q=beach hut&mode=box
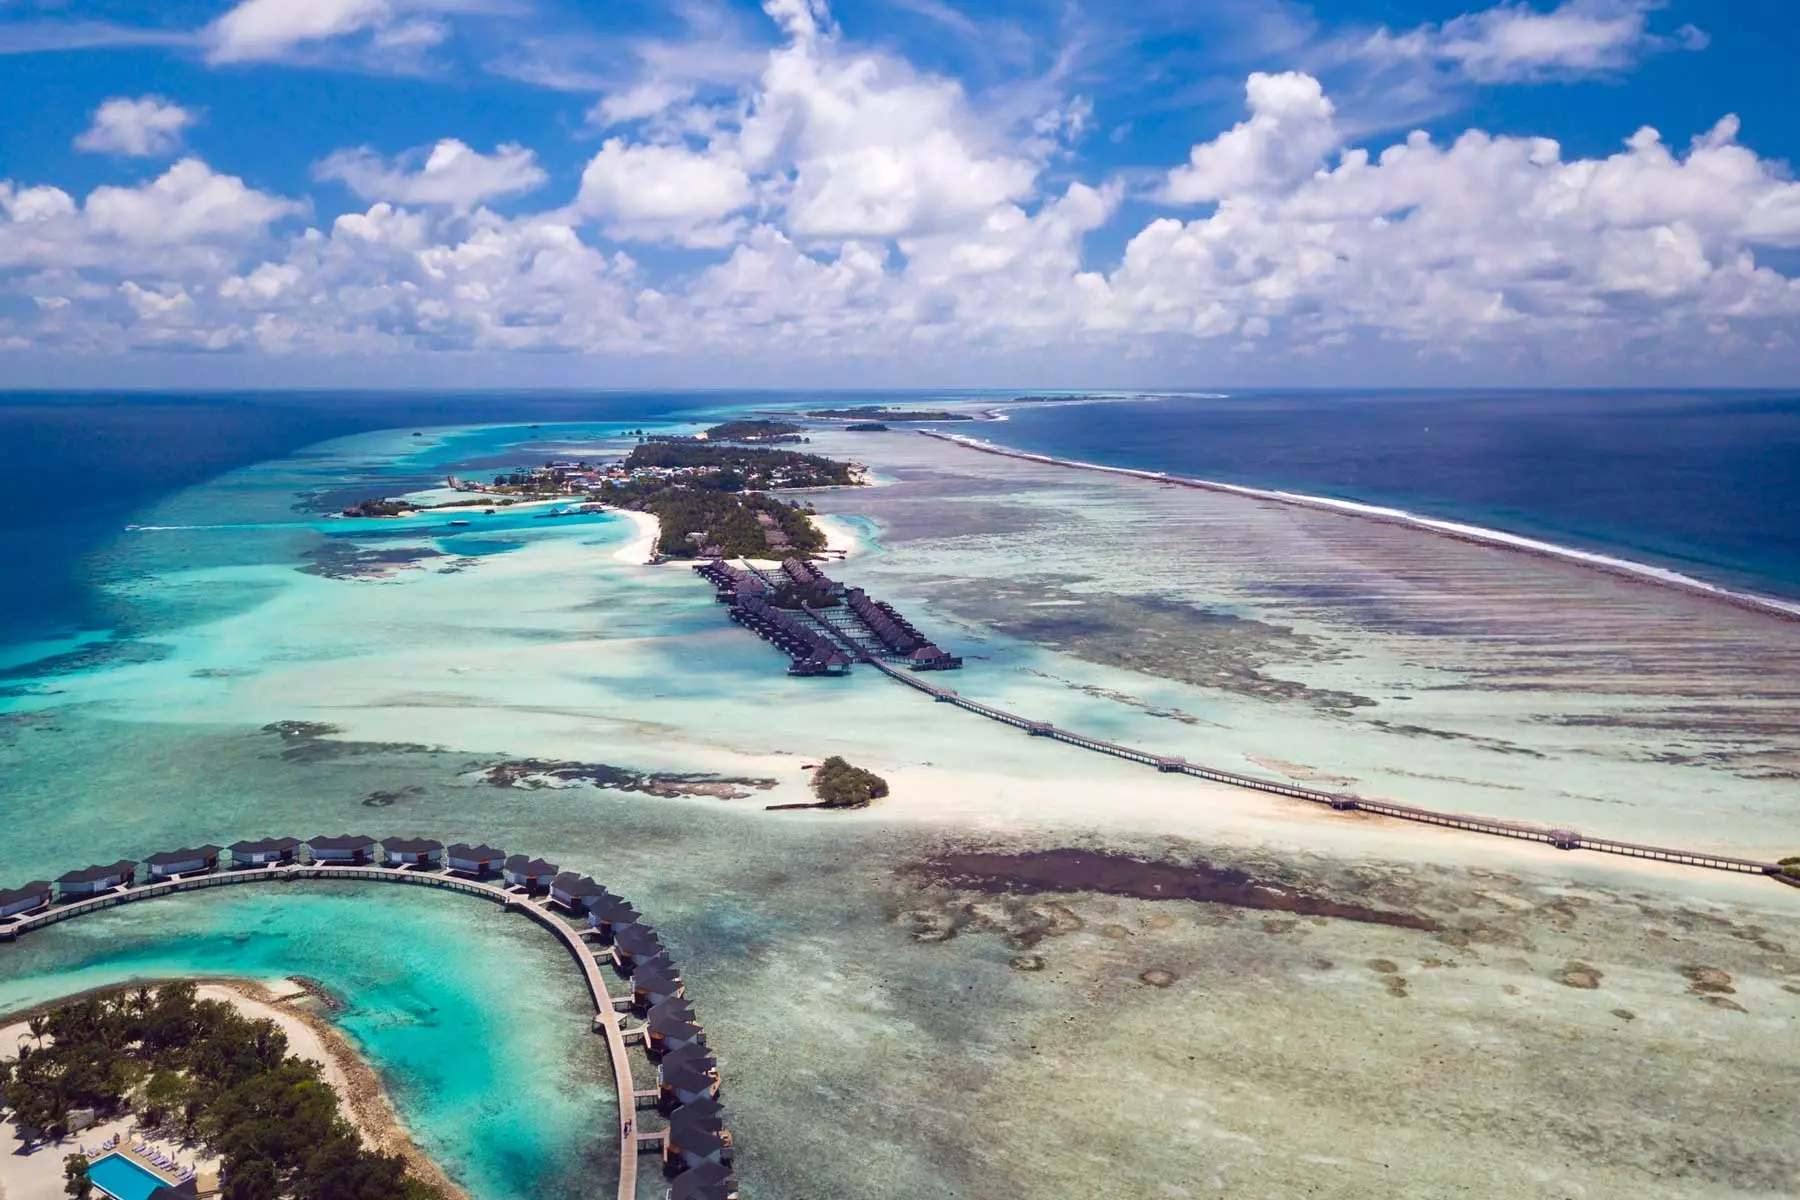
[503,855,560,892]
[645,997,705,1057]
[446,843,505,876]
[55,861,137,898]
[657,1044,719,1109]
[380,837,445,869]
[549,872,609,914]
[145,846,222,880]
[632,959,685,1011]
[229,837,300,868]
[0,881,52,920]
[614,924,666,971]
[667,1162,738,1200]
[308,835,376,865]
[587,894,641,941]
[664,1101,733,1173]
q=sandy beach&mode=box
[0,979,465,1200]
[609,509,660,564]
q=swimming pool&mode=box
[86,1152,170,1200]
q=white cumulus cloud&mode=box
[314,139,548,211]
[75,96,197,158]
[571,139,754,248]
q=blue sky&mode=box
[2,0,1798,388]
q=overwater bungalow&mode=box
[664,1101,734,1173]
[446,843,506,875]
[145,846,222,880]
[0,881,52,919]
[588,894,642,941]
[56,861,137,898]
[656,1044,719,1109]
[645,997,706,1056]
[308,835,376,865]
[380,837,445,869]
[549,872,609,913]
[632,960,686,1010]
[614,924,666,970]
[503,855,560,892]
[667,1162,739,1200]
[229,837,300,868]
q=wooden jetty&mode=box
[857,656,1787,882]
[0,846,741,1200]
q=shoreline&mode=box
[919,429,1800,624]
[0,977,467,1200]
[609,509,660,564]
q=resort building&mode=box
[632,959,686,1011]
[645,997,706,1056]
[667,1162,739,1200]
[55,861,137,897]
[228,837,299,867]
[145,846,222,880]
[614,923,666,971]
[380,837,445,869]
[0,881,52,919]
[657,1043,720,1109]
[446,843,506,875]
[549,872,609,913]
[307,835,376,864]
[503,855,560,892]
[664,1099,734,1173]
[588,894,642,941]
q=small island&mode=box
[703,419,806,443]
[812,756,890,808]
[2,982,442,1200]
[805,406,973,422]
[844,423,889,432]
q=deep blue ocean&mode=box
[985,390,1800,602]
[3,389,1798,654]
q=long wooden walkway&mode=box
[2,861,644,1200]
[856,656,1787,881]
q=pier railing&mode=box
[857,657,1786,880]
[0,854,728,1200]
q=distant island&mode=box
[806,406,974,422]
[844,423,889,432]
[703,419,806,443]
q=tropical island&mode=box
[702,419,805,443]
[1,982,442,1200]
[595,444,861,559]
[804,406,974,422]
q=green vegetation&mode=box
[811,756,889,809]
[844,422,889,432]
[806,406,972,422]
[341,498,416,518]
[623,442,857,489]
[704,419,805,442]
[1780,855,1800,879]
[0,984,439,1200]
[600,483,825,559]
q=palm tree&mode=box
[27,1016,47,1049]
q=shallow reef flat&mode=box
[811,426,1800,854]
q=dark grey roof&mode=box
[229,837,300,855]
[0,882,52,905]
[446,843,505,860]
[380,837,444,854]
[632,961,683,990]
[658,1042,716,1075]
[590,894,639,921]
[56,861,136,885]
[670,1096,726,1126]
[669,1163,736,1200]
[615,925,664,956]
[551,873,608,897]
[309,834,375,851]
[503,854,560,876]
[146,846,222,867]
[659,1061,718,1094]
